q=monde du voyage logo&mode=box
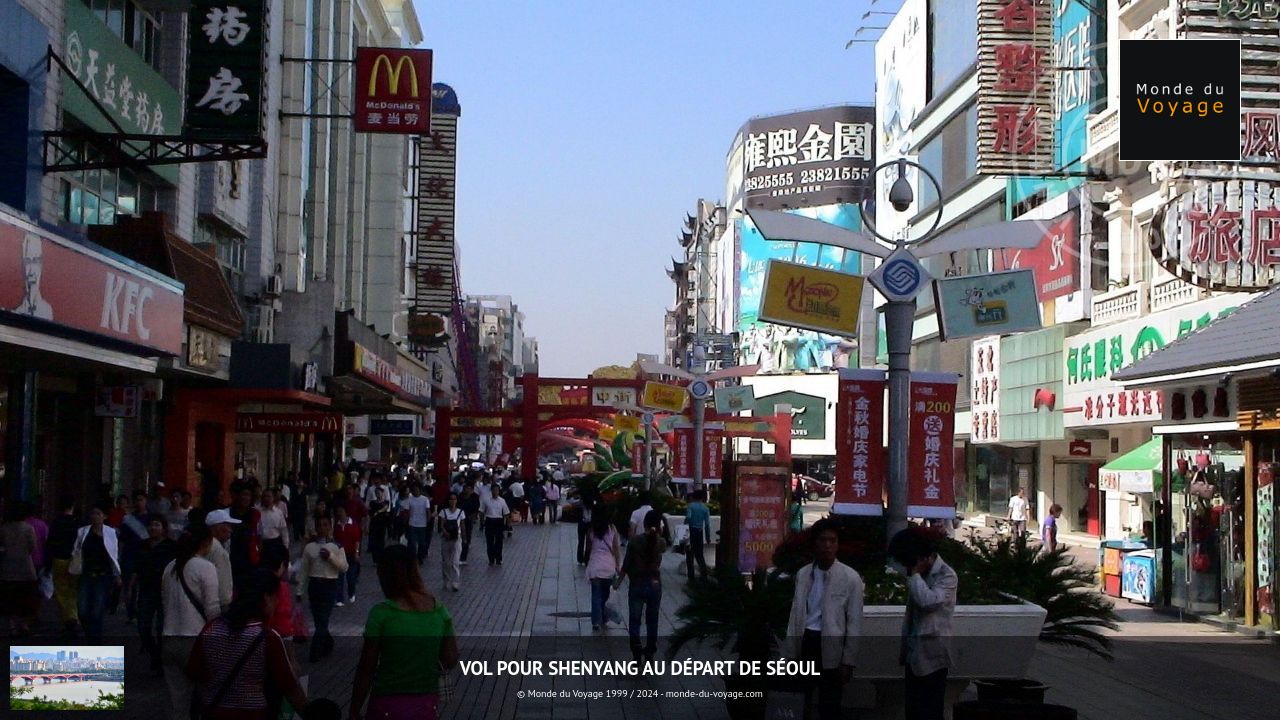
[355,47,433,134]
[1120,39,1241,161]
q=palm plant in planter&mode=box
[668,565,793,720]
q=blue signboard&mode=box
[1007,0,1104,212]
[370,418,415,436]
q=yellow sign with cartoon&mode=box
[758,260,865,336]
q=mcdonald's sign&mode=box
[354,47,433,134]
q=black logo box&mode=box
[1119,39,1241,162]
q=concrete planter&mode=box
[664,513,721,545]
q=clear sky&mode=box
[419,1,882,376]
[10,646,124,659]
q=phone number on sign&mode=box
[745,166,869,192]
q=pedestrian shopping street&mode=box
[49,519,1280,720]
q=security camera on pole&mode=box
[748,158,1049,543]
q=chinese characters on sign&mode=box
[834,370,886,516]
[185,1,265,135]
[742,106,876,212]
[414,90,457,315]
[1154,180,1280,292]
[906,375,959,519]
[1062,295,1242,427]
[977,0,1054,175]
[594,388,638,409]
[354,48,433,134]
[970,337,1001,444]
[1218,1,1280,21]
[736,466,789,572]
[993,211,1080,300]
[670,425,723,484]
[672,426,694,482]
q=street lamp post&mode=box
[748,158,1047,543]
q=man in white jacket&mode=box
[783,518,864,720]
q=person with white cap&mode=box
[200,509,240,611]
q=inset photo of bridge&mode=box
[8,646,124,711]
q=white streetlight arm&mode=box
[638,360,695,381]
[912,218,1048,257]
[746,209,893,259]
[707,364,760,381]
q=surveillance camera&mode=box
[888,175,914,213]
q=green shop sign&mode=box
[63,0,181,181]
[754,391,827,440]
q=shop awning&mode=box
[1099,437,1163,493]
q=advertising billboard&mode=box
[875,0,927,241]
[758,260,865,336]
[741,106,875,212]
[354,47,433,134]
[992,211,1080,301]
[738,204,864,374]
[934,269,1043,340]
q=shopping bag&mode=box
[38,570,54,599]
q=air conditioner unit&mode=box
[264,274,284,297]
[253,307,274,343]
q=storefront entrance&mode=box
[1167,434,1246,623]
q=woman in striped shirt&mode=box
[187,569,308,720]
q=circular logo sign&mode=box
[688,380,712,401]
[881,257,923,298]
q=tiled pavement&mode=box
[13,517,1280,720]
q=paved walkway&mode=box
[11,518,1280,720]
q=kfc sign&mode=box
[0,208,183,355]
[354,48,432,134]
[994,211,1079,300]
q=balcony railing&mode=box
[1091,281,1148,325]
[1149,275,1207,313]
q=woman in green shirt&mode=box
[349,544,458,720]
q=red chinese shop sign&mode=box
[976,0,1053,176]
[1153,180,1280,292]
[835,369,886,516]
[994,211,1080,300]
[671,424,724,484]
[236,413,343,434]
[907,373,959,519]
[736,465,789,572]
[0,209,183,355]
[354,47,433,134]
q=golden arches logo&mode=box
[368,54,419,98]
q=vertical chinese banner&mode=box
[703,425,725,484]
[834,369,886,515]
[185,0,267,137]
[976,0,1053,175]
[736,465,789,572]
[672,426,694,483]
[907,373,960,519]
[632,438,644,474]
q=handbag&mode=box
[38,569,54,599]
[194,631,265,720]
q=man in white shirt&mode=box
[258,488,289,551]
[629,494,655,542]
[200,509,239,611]
[1008,488,1029,538]
[783,519,863,720]
[481,489,511,566]
[404,484,434,563]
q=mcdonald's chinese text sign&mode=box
[907,374,959,519]
[355,48,432,134]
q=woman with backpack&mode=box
[617,510,667,663]
[437,493,465,592]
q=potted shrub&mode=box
[668,566,793,720]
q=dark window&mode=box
[0,67,31,212]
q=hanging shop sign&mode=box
[95,385,140,418]
[186,325,223,372]
[236,413,343,434]
[613,414,642,433]
[593,387,637,408]
[976,0,1054,176]
[834,369,886,516]
[714,384,756,414]
[992,211,1080,301]
[741,106,875,212]
[907,374,959,519]
[352,342,432,405]
[758,259,865,336]
[184,0,266,136]
[414,84,459,316]
[642,381,688,413]
[934,269,1043,340]
[754,391,827,440]
[1070,440,1093,456]
[1151,180,1280,292]
[1166,383,1234,423]
[369,418,416,436]
[354,47,432,134]
[0,211,184,355]
[1063,294,1243,427]
[970,337,1002,444]
[736,465,790,572]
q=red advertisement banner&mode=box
[994,212,1079,301]
[834,370,886,515]
[632,439,644,474]
[672,427,694,482]
[907,375,959,519]
[0,210,184,355]
[354,47,432,134]
[670,426,723,484]
[736,466,789,572]
[704,428,724,483]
